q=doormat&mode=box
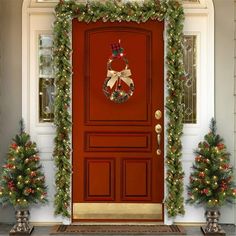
[51,225,186,235]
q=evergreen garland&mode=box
[164,1,185,217]
[53,1,73,218]
[53,0,185,217]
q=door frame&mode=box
[71,20,165,222]
[22,0,215,225]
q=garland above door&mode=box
[53,0,185,218]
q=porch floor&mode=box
[0,224,236,236]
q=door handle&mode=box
[155,124,162,155]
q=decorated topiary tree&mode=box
[187,118,236,235]
[0,120,47,235]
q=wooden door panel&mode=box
[84,159,115,201]
[122,159,151,201]
[85,132,152,152]
[72,20,164,221]
[84,27,151,125]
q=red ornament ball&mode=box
[30,171,37,177]
[217,143,225,150]
[195,156,202,162]
[11,143,18,150]
[199,172,205,178]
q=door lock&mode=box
[155,110,162,120]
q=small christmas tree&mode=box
[0,120,47,209]
[187,119,236,207]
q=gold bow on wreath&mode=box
[107,69,133,89]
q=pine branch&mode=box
[209,118,216,134]
[19,119,25,135]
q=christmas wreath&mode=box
[103,41,134,104]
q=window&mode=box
[183,35,197,124]
[38,34,55,122]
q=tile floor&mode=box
[0,224,236,236]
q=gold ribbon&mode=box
[107,69,133,89]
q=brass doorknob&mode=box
[155,124,162,133]
[155,110,162,120]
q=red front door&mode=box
[72,20,164,221]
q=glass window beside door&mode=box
[38,34,55,123]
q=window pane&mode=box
[183,35,197,124]
[39,78,55,122]
[39,35,54,122]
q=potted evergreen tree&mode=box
[0,120,47,235]
[187,119,236,235]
